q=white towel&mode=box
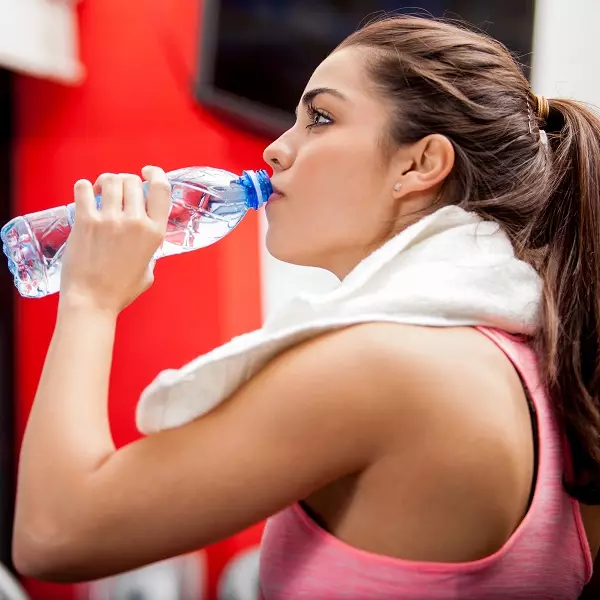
[136,205,542,434]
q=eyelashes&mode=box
[305,103,334,129]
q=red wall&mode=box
[13,0,268,597]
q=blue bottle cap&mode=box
[239,170,273,210]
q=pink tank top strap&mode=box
[476,326,593,577]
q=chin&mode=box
[265,232,318,267]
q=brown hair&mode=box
[338,16,600,504]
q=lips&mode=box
[268,192,285,203]
[267,184,285,203]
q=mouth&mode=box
[267,185,285,203]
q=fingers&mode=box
[73,179,96,219]
[87,168,171,227]
[142,166,171,228]
[93,173,123,216]
[121,174,145,217]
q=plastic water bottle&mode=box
[1,166,272,299]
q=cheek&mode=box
[296,134,383,207]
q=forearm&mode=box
[16,300,118,528]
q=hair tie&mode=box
[535,94,550,121]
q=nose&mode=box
[263,130,294,173]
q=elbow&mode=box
[12,522,86,583]
[12,539,53,582]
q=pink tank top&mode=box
[259,328,594,599]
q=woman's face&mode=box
[263,46,405,279]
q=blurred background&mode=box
[0,0,598,598]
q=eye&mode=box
[306,103,334,130]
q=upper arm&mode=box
[27,324,400,580]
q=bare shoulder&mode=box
[311,321,530,433]
[289,321,533,494]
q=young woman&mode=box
[12,16,600,599]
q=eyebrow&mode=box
[295,87,347,115]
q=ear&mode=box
[392,134,455,198]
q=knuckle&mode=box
[78,210,100,227]
[128,216,155,237]
[98,173,117,184]
[130,216,147,230]
[103,214,121,228]
[107,174,122,186]
[121,173,142,184]
[150,179,171,195]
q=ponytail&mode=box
[533,99,600,503]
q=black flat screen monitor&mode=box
[196,1,536,137]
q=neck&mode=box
[323,242,388,281]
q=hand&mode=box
[59,166,171,315]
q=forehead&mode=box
[302,46,376,104]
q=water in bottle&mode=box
[1,166,272,298]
